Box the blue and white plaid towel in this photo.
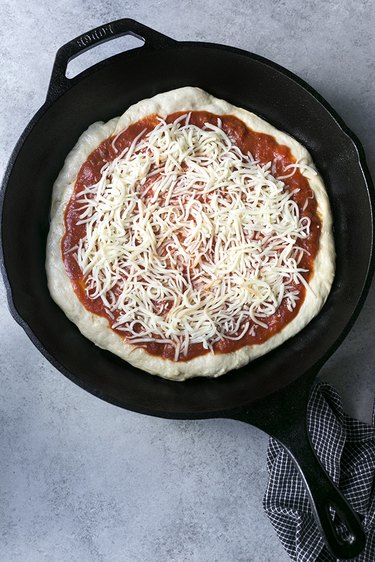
[264,383,375,561]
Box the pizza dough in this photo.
[46,87,335,381]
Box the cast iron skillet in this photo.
[1,18,374,559]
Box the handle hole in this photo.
[328,502,356,545]
[66,35,144,78]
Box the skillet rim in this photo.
[1,39,374,419]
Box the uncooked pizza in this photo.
[46,87,335,381]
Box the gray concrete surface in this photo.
[0,1,374,560]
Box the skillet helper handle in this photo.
[232,375,366,559]
[46,18,176,102]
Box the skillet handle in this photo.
[230,374,366,559]
[278,425,366,560]
[46,18,176,102]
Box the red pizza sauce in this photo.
[62,111,321,361]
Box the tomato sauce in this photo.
[62,112,321,360]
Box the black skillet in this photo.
[1,19,374,559]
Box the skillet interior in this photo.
[1,42,373,417]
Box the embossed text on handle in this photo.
[76,24,114,48]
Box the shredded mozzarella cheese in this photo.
[73,115,312,359]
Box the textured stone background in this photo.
[0,1,374,561]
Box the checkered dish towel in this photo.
[263,383,375,561]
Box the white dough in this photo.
[46,87,335,381]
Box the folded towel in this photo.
[263,383,375,561]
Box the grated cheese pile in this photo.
[73,114,312,360]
